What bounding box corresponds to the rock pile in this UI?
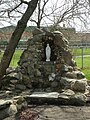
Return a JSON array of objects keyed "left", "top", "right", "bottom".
[
  {"left": 17, "top": 29, "right": 86, "bottom": 88},
  {"left": 0, "top": 28, "right": 89, "bottom": 119}
]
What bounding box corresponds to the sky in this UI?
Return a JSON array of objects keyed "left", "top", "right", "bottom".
[{"left": 0, "top": 0, "right": 90, "bottom": 32}]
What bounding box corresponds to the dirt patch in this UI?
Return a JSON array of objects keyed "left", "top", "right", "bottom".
[{"left": 4, "top": 105, "right": 90, "bottom": 120}]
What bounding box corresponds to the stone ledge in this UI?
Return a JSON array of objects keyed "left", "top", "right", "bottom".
[{"left": 25, "top": 92, "right": 87, "bottom": 106}]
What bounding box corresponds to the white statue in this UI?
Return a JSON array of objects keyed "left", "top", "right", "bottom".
[{"left": 46, "top": 43, "right": 51, "bottom": 61}]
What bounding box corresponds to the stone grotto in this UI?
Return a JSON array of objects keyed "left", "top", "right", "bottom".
[
  {"left": 16, "top": 28, "right": 86, "bottom": 90},
  {"left": 0, "top": 28, "right": 90, "bottom": 119}
]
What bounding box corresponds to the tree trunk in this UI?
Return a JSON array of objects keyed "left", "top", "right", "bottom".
[
  {"left": 0, "top": 0, "right": 38, "bottom": 79},
  {"left": 37, "top": 21, "right": 41, "bottom": 28}
]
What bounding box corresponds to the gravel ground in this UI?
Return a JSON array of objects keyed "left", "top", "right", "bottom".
[{"left": 4, "top": 104, "right": 90, "bottom": 120}]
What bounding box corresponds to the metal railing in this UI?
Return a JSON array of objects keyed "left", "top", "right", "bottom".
[{"left": 69, "top": 42, "right": 90, "bottom": 48}]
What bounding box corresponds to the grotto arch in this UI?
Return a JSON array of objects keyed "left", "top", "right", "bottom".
[{"left": 42, "top": 35, "right": 57, "bottom": 62}]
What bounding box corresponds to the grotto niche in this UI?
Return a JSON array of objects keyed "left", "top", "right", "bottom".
[
  {"left": 42, "top": 36, "right": 57, "bottom": 62},
  {"left": 17, "top": 28, "right": 88, "bottom": 103}
]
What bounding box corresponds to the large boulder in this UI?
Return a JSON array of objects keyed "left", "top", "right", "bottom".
[
  {"left": 0, "top": 100, "right": 17, "bottom": 120},
  {"left": 61, "top": 89, "right": 75, "bottom": 96},
  {"left": 13, "top": 96, "right": 27, "bottom": 110},
  {"left": 64, "top": 71, "right": 85, "bottom": 79},
  {"left": 60, "top": 77, "right": 76, "bottom": 89},
  {"left": 15, "top": 84, "right": 26, "bottom": 91},
  {"left": 8, "top": 104, "right": 17, "bottom": 116},
  {"left": 0, "top": 100, "right": 11, "bottom": 110},
  {"left": 69, "top": 93, "right": 87, "bottom": 106},
  {"left": 71, "top": 79, "right": 87, "bottom": 92},
  {"left": 53, "top": 31, "right": 67, "bottom": 48}
]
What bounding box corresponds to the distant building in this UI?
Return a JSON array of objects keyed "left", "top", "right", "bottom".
[
  {"left": 53, "top": 26, "right": 90, "bottom": 46},
  {"left": 0, "top": 26, "right": 33, "bottom": 42},
  {"left": 0, "top": 25, "right": 90, "bottom": 47}
]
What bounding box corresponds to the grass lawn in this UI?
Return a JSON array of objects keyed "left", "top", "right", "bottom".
[
  {"left": 81, "top": 69, "right": 90, "bottom": 80},
  {"left": 0, "top": 50, "right": 23, "bottom": 67},
  {"left": 74, "top": 56, "right": 90, "bottom": 80},
  {"left": 10, "top": 50, "right": 23, "bottom": 67},
  {"left": 74, "top": 56, "right": 90, "bottom": 68},
  {"left": 71, "top": 47, "right": 90, "bottom": 80},
  {"left": 0, "top": 49, "right": 90, "bottom": 80}
]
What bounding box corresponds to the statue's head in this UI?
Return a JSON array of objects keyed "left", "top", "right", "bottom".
[{"left": 47, "top": 43, "right": 49, "bottom": 46}]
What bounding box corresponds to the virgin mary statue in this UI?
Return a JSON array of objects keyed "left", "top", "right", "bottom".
[{"left": 46, "top": 43, "right": 51, "bottom": 61}]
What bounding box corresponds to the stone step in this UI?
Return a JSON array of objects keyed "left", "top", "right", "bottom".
[
  {"left": 25, "top": 92, "right": 67, "bottom": 105},
  {"left": 25, "top": 92, "right": 88, "bottom": 106}
]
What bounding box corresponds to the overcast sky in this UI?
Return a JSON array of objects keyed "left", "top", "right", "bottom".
[{"left": 0, "top": 0, "right": 90, "bottom": 32}]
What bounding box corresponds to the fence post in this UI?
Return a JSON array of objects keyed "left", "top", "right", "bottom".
[{"left": 81, "top": 46, "right": 84, "bottom": 69}]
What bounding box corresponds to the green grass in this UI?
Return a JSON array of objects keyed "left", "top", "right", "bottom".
[
  {"left": 71, "top": 48, "right": 90, "bottom": 80},
  {"left": 0, "top": 50, "right": 23, "bottom": 68},
  {"left": 10, "top": 50, "right": 23, "bottom": 67},
  {"left": 74, "top": 56, "right": 90, "bottom": 80},
  {"left": 81, "top": 69, "right": 90, "bottom": 80},
  {"left": 74, "top": 56, "right": 90, "bottom": 68}
]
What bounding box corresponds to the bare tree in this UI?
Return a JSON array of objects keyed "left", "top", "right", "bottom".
[
  {"left": 0, "top": 0, "right": 25, "bottom": 26},
  {"left": 30, "top": 0, "right": 90, "bottom": 31},
  {"left": 0, "top": 0, "right": 38, "bottom": 79},
  {"left": 0, "top": 0, "right": 49, "bottom": 28},
  {"left": 1, "top": 0, "right": 90, "bottom": 30},
  {"left": 30, "top": 0, "right": 49, "bottom": 28},
  {"left": 45, "top": 0, "right": 90, "bottom": 31}
]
